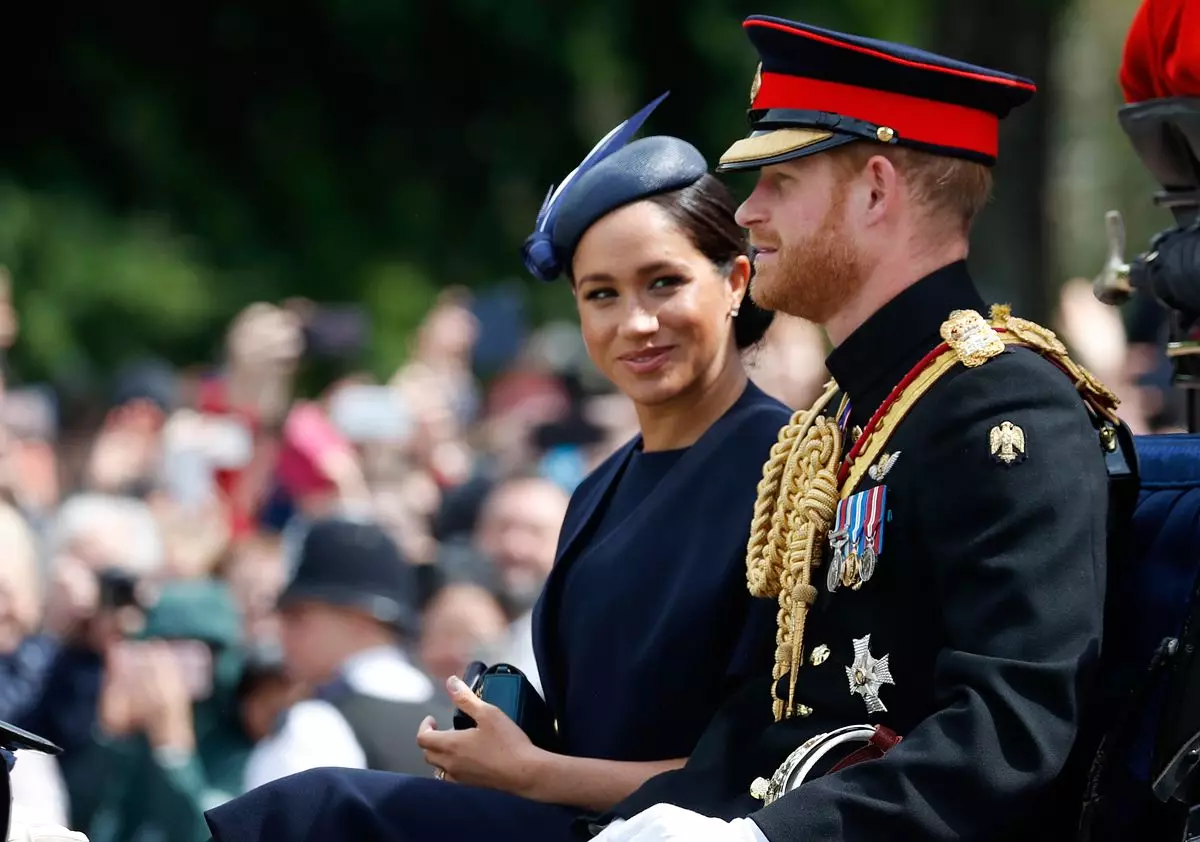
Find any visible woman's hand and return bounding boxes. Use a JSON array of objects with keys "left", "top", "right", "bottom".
[{"left": 415, "top": 676, "right": 546, "bottom": 797}]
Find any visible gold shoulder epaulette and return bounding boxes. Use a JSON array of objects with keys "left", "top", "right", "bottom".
[
  {"left": 939, "top": 308, "right": 1006, "bottom": 368},
  {"left": 988, "top": 303, "right": 1121, "bottom": 423}
]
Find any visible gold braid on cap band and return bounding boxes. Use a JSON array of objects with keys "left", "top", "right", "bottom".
[{"left": 746, "top": 380, "right": 842, "bottom": 722}]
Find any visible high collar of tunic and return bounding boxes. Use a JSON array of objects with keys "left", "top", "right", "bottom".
[{"left": 824, "top": 260, "right": 987, "bottom": 426}]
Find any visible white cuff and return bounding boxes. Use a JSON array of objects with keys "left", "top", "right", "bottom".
[
  {"left": 739, "top": 818, "right": 771, "bottom": 842},
  {"left": 8, "top": 804, "right": 89, "bottom": 842}
]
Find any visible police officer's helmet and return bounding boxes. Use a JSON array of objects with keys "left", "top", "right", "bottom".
[{"left": 277, "top": 517, "right": 419, "bottom": 638}]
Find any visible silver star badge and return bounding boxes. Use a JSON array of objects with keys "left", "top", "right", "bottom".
[{"left": 845, "top": 634, "right": 894, "bottom": 714}]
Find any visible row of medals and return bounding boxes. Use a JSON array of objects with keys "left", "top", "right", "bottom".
[
  {"left": 826, "top": 423, "right": 875, "bottom": 593},
  {"left": 827, "top": 528, "right": 876, "bottom": 592}
]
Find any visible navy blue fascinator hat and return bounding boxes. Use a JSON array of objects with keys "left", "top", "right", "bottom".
[{"left": 522, "top": 93, "right": 710, "bottom": 282}]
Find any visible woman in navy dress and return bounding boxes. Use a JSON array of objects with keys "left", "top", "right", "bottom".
[{"left": 205, "top": 94, "right": 793, "bottom": 842}]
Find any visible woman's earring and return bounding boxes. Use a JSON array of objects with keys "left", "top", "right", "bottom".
[{"left": 730, "top": 301, "right": 741, "bottom": 318}]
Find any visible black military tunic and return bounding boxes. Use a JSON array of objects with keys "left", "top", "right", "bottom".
[{"left": 606, "top": 260, "right": 1111, "bottom": 841}]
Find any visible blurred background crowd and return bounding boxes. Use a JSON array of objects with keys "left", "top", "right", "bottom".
[
  {"left": 0, "top": 0, "right": 1188, "bottom": 840},
  {"left": 0, "top": 278, "right": 1180, "bottom": 841}
]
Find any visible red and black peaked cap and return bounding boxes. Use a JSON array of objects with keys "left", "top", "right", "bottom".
[{"left": 717, "top": 16, "right": 1038, "bottom": 172}]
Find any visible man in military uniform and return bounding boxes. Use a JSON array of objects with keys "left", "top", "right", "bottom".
[{"left": 596, "top": 15, "right": 1117, "bottom": 842}]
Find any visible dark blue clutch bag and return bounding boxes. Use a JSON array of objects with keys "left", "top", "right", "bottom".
[{"left": 452, "top": 662, "right": 558, "bottom": 751}]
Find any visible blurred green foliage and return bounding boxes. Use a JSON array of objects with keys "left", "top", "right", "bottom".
[{"left": 1, "top": 0, "right": 1149, "bottom": 387}]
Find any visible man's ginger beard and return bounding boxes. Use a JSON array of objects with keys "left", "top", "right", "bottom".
[{"left": 749, "top": 185, "right": 868, "bottom": 325}]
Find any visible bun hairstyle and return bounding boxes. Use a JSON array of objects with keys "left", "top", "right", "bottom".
[
  {"left": 521, "top": 93, "right": 774, "bottom": 350},
  {"left": 646, "top": 174, "right": 774, "bottom": 349}
]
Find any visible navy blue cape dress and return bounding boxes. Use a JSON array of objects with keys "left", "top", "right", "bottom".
[{"left": 205, "top": 381, "right": 789, "bottom": 842}]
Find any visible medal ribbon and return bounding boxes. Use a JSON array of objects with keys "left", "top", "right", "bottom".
[
  {"left": 834, "top": 497, "right": 850, "bottom": 536},
  {"left": 864, "top": 485, "right": 887, "bottom": 555},
  {"left": 849, "top": 490, "right": 867, "bottom": 556},
  {"left": 837, "top": 398, "right": 853, "bottom": 435}
]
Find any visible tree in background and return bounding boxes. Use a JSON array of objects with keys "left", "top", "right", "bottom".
[{"left": 0, "top": 0, "right": 1154, "bottom": 387}]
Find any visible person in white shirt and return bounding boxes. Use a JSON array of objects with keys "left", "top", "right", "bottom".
[{"left": 242, "top": 518, "right": 448, "bottom": 791}]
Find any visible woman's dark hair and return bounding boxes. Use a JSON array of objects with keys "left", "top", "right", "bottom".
[{"left": 646, "top": 174, "right": 775, "bottom": 349}]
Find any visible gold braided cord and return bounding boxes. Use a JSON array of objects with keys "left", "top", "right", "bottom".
[
  {"left": 744, "top": 379, "right": 843, "bottom": 721},
  {"left": 746, "top": 379, "right": 841, "bottom": 599},
  {"left": 778, "top": 419, "right": 840, "bottom": 718}
]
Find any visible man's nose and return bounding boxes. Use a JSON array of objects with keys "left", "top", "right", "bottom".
[{"left": 736, "top": 185, "right": 768, "bottom": 229}]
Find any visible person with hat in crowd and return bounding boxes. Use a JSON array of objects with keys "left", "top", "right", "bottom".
[
  {"left": 203, "top": 94, "right": 792, "bottom": 842},
  {"left": 240, "top": 517, "right": 447, "bottom": 789},
  {"left": 592, "top": 14, "right": 1121, "bottom": 842}
]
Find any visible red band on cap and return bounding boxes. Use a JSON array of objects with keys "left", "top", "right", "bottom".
[{"left": 754, "top": 73, "right": 1000, "bottom": 159}]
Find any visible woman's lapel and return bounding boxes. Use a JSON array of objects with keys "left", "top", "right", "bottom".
[{"left": 532, "top": 437, "right": 639, "bottom": 714}]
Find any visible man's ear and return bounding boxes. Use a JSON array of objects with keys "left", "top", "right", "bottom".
[{"left": 861, "top": 153, "right": 902, "bottom": 224}]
